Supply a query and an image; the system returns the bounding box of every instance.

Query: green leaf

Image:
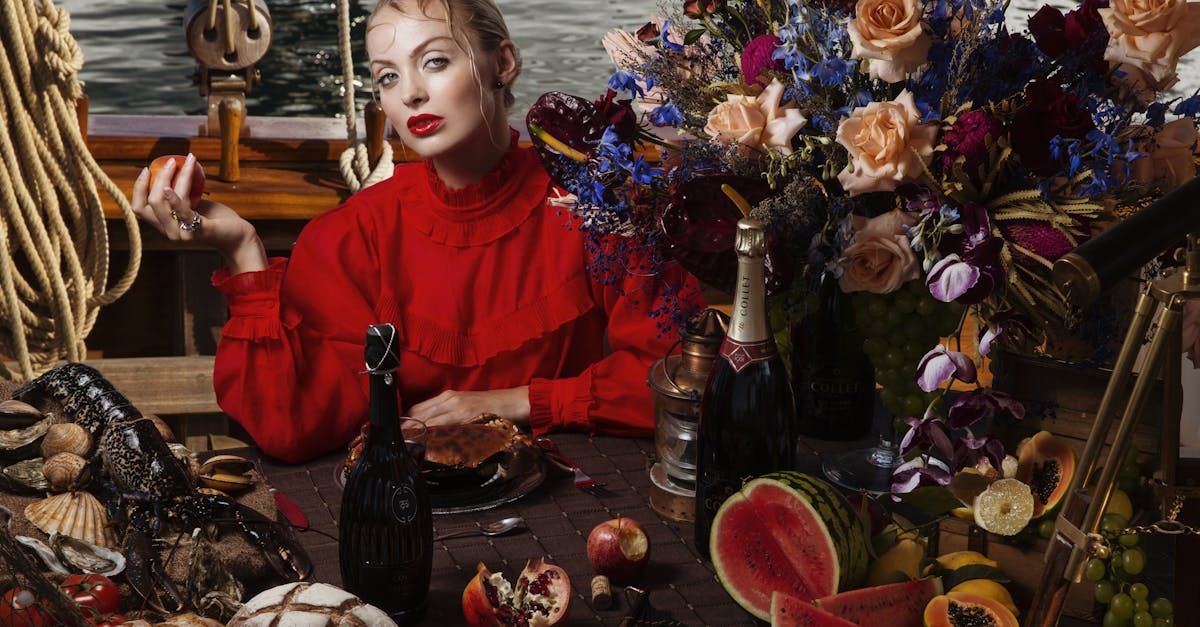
[942,564,1012,591]
[684,28,707,45]
[899,487,966,518]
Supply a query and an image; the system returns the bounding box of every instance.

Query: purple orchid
[891,457,952,494]
[926,254,980,302]
[947,388,1026,429]
[978,308,1037,356]
[900,413,955,459]
[950,433,1007,475]
[916,345,978,392]
[932,203,1005,304]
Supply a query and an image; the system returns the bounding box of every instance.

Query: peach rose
[1099,0,1200,92]
[839,210,921,294]
[1185,299,1200,368]
[704,79,807,154]
[1130,118,1199,191]
[848,0,932,83]
[835,90,938,196]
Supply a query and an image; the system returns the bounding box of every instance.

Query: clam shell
[1,457,50,494]
[24,491,119,548]
[199,472,254,493]
[199,454,255,476]
[15,535,71,575]
[0,414,53,461]
[0,399,43,429]
[40,422,92,458]
[144,413,178,443]
[51,532,126,577]
[43,452,89,492]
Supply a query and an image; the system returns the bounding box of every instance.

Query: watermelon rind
[710,473,869,621]
[771,591,857,627]
[814,578,944,627]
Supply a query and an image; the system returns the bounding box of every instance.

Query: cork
[591,575,613,610]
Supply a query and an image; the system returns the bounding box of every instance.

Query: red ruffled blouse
[211,135,705,463]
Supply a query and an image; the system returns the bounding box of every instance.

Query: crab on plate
[341,413,541,490]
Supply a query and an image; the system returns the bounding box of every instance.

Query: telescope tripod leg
[1026,295,1184,627]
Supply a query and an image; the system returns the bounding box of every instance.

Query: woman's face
[367,0,502,163]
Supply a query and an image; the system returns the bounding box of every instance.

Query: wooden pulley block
[184,0,273,72]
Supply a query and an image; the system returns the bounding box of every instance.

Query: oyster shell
[24,491,119,548]
[41,422,92,458]
[1,457,50,494]
[15,534,71,575]
[52,532,126,577]
[43,452,90,492]
[0,414,53,461]
[198,454,256,494]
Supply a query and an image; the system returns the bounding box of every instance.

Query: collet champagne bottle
[793,269,875,440]
[339,323,432,623]
[694,218,799,559]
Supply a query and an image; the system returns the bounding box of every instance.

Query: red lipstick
[407,114,444,137]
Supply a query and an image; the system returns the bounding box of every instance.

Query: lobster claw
[228,501,314,582]
[124,527,188,615]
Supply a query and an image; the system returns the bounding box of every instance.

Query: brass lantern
[647,308,728,521]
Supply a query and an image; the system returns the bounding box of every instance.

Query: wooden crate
[990,350,1164,462]
[931,516,1098,621]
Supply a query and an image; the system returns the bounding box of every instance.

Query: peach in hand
[149,154,205,206]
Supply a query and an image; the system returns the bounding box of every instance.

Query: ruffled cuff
[212,257,288,341]
[528,374,593,435]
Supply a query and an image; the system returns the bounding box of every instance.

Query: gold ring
[169,209,180,222]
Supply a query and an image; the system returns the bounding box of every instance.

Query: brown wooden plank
[85,356,220,415]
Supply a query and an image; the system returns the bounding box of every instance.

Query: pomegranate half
[462,557,571,626]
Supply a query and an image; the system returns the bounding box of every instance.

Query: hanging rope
[337,0,393,193]
[0,0,141,381]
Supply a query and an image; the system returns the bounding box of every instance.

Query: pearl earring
[494,80,505,89]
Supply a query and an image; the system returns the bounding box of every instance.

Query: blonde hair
[369,0,520,110]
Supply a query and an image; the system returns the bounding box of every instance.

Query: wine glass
[820,401,903,495]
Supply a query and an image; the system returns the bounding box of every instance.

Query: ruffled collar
[410,129,548,246]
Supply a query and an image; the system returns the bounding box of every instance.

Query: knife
[254,457,310,529]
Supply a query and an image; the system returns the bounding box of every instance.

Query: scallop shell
[24,491,119,548]
[51,532,126,577]
[1,457,50,494]
[15,534,71,575]
[40,422,92,458]
[43,452,89,492]
[0,414,53,461]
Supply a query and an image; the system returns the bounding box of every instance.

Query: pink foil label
[719,338,776,373]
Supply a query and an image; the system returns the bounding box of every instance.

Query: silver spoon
[433,516,526,541]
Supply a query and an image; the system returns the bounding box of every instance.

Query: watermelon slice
[710,473,868,621]
[771,591,857,627]
[814,578,943,627]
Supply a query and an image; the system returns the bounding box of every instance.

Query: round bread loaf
[226,582,396,627]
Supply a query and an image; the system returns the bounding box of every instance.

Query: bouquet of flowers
[524,0,1200,509]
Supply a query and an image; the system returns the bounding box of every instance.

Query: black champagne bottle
[793,269,875,440]
[339,323,432,622]
[694,218,799,559]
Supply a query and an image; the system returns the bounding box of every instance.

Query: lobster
[15,363,313,613]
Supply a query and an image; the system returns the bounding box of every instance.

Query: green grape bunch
[853,279,963,420]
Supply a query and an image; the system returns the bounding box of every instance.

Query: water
[57,0,1198,118]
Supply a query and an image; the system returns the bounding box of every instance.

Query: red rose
[1009,80,1096,176]
[593,89,639,144]
[740,34,786,87]
[1028,0,1108,65]
[683,0,723,18]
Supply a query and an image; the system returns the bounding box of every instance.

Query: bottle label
[719,337,777,373]
[390,486,420,524]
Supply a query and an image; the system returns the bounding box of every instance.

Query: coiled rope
[337,0,392,193]
[0,0,141,381]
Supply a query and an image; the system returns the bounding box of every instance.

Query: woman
[130,0,704,463]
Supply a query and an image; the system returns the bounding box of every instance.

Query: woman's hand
[410,387,531,428]
[130,154,268,274]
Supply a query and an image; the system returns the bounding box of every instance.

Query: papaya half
[1014,431,1076,518]
[923,591,1019,627]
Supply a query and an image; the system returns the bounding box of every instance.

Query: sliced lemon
[973,478,1035,536]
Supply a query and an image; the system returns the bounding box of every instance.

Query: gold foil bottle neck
[734,218,767,259]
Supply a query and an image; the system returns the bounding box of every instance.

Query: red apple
[149,154,205,206]
[586,517,649,584]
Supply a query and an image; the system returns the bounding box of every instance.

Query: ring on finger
[178,214,202,232]
[169,209,181,222]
